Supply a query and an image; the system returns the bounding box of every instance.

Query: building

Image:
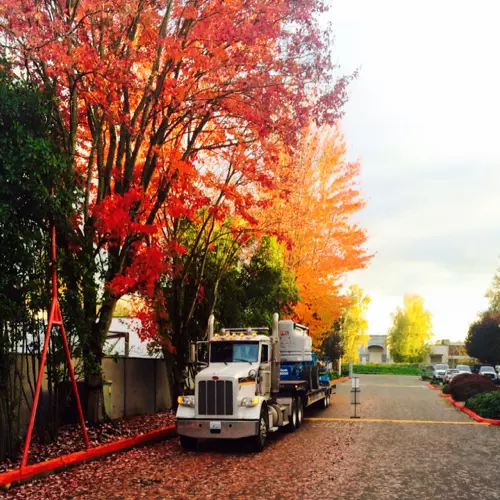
[358,335,390,364]
[426,340,471,366]
[104,317,162,358]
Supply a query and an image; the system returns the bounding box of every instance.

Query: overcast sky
[328,0,500,340]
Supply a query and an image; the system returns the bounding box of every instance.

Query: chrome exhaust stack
[271,313,280,395]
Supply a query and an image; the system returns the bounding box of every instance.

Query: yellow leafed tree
[341,285,370,362]
[388,294,433,362]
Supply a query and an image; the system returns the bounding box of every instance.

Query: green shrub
[466,391,500,419]
[449,373,498,402]
[342,363,420,376]
[442,384,450,394]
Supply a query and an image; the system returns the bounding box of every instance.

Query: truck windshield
[210,342,259,363]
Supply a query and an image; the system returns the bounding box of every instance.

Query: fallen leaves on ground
[0,411,175,475]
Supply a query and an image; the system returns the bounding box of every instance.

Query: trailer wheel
[321,393,330,409]
[296,397,304,429]
[250,407,268,452]
[179,435,198,451]
[286,399,298,432]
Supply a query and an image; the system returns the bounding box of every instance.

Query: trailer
[176,313,332,451]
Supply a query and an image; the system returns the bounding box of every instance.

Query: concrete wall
[11,355,172,437]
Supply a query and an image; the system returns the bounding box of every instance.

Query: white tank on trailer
[278,320,313,362]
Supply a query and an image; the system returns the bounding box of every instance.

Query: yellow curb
[360,384,427,388]
[304,417,486,425]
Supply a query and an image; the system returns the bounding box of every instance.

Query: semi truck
[176,313,332,451]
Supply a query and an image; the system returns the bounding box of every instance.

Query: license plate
[210,421,221,431]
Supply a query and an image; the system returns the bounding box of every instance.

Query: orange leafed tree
[277,126,370,343]
[0,0,350,419]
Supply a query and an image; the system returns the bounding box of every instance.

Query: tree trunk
[163,348,185,407]
[84,292,117,423]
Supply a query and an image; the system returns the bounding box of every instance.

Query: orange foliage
[275,125,371,342]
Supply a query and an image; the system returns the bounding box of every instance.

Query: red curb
[439,393,500,425]
[426,383,441,390]
[330,376,350,385]
[0,425,176,488]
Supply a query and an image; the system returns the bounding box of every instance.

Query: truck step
[268,426,280,433]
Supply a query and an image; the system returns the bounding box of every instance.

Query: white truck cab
[176,314,331,451]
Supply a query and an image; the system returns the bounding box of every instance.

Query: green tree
[217,236,299,328]
[341,285,370,363]
[0,64,80,458]
[321,318,345,362]
[485,267,500,313]
[465,312,500,364]
[388,294,433,362]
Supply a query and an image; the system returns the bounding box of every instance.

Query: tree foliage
[0,0,351,420]
[274,126,370,340]
[340,285,370,363]
[217,236,299,328]
[465,312,500,364]
[485,267,500,313]
[388,294,433,363]
[0,65,80,458]
[321,319,344,362]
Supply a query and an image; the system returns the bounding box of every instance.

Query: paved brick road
[4,375,499,499]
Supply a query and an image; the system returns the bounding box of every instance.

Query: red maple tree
[1,0,350,419]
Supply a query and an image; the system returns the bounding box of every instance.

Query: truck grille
[198,380,233,416]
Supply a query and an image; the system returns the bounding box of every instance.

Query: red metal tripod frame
[21,224,90,470]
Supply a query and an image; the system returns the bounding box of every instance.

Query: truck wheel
[179,435,198,451]
[321,393,330,409]
[251,408,268,452]
[286,399,298,432]
[296,397,303,429]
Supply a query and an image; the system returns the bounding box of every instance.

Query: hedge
[449,373,498,402]
[465,391,500,419]
[341,363,420,376]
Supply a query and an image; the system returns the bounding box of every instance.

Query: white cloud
[330,0,500,340]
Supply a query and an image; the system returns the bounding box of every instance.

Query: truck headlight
[240,397,259,407]
[177,395,195,407]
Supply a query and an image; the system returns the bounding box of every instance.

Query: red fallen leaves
[1,421,358,500]
[0,411,175,476]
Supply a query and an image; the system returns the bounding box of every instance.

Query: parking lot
[4,375,500,499]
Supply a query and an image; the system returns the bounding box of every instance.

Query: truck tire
[179,435,198,451]
[250,407,268,452]
[296,397,303,429]
[320,392,330,409]
[286,399,298,432]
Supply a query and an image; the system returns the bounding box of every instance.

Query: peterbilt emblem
[212,376,219,380]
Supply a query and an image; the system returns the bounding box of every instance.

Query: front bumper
[177,419,259,439]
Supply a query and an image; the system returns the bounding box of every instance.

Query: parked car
[443,368,460,383]
[456,364,472,374]
[479,365,497,380]
[472,363,495,374]
[426,364,449,381]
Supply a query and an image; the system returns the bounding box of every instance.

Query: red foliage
[449,373,498,402]
[0,0,349,308]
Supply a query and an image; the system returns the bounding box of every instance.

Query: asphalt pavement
[4,374,499,500]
